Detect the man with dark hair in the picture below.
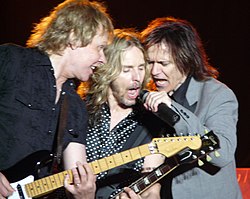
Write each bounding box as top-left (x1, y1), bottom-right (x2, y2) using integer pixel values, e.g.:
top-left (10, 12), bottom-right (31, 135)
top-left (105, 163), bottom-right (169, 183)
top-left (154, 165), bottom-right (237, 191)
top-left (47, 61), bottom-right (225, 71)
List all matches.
top-left (0, 0), bottom-right (113, 198)
top-left (136, 17), bottom-right (242, 199)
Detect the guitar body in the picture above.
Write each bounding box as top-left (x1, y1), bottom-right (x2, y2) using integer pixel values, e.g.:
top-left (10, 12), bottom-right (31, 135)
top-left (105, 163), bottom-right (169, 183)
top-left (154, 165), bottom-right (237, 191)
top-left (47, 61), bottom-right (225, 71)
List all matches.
top-left (2, 150), bottom-right (53, 183)
top-left (2, 150), bottom-right (53, 199)
top-left (9, 176), bottom-right (34, 199)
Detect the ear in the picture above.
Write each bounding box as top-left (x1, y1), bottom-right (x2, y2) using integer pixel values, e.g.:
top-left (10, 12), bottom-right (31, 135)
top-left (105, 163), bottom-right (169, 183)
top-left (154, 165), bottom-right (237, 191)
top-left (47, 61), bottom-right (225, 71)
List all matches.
top-left (68, 31), bottom-right (78, 50)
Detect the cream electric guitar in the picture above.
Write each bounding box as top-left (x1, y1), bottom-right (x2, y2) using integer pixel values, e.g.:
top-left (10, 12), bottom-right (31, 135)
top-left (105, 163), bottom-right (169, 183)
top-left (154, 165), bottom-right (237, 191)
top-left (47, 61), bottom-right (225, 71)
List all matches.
top-left (3, 136), bottom-right (201, 199)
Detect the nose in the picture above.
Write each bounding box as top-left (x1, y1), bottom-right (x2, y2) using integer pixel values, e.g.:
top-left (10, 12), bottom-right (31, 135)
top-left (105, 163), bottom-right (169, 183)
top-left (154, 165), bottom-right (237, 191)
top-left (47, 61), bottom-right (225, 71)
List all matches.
top-left (98, 50), bottom-right (107, 64)
top-left (151, 62), bottom-right (161, 76)
top-left (132, 69), bottom-right (141, 82)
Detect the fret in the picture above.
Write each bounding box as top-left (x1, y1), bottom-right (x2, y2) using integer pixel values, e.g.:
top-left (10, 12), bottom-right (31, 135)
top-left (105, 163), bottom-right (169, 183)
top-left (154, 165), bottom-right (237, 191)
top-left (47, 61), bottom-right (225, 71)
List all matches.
top-left (33, 181), bottom-right (39, 196)
top-left (105, 155), bottom-right (116, 168)
top-left (97, 157), bottom-right (109, 171)
top-left (90, 160), bottom-right (102, 173)
top-left (43, 176), bottom-right (52, 190)
top-left (130, 147), bottom-right (143, 160)
top-left (139, 144), bottom-right (152, 157)
top-left (25, 183), bottom-right (32, 197)
top-left (112, 153), bottom-right (124, 166)
top-left (146, 171), bottom-right (158, 183)
top-left (136, 178), bottom-right (148, 192)
top-left (28, 183), bottom-right (35, 197)
top-left (121, 150), bottom-right (133, 163)
top-left (41, 178), bottom-right (49, 193)
top-left (50, 174), bottom-right (58, 188)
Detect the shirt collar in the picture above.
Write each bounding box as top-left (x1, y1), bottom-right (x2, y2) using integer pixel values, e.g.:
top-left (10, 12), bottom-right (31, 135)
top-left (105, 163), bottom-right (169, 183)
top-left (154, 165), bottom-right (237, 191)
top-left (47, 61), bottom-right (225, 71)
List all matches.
top-left (172, 75), bottom-right (191, 103)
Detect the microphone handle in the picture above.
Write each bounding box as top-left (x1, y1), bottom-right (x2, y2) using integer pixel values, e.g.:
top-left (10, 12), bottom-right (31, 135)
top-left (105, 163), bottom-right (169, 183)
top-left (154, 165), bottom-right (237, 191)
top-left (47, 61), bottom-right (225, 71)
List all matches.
top-left (154, 103), bottom-right (180, 126)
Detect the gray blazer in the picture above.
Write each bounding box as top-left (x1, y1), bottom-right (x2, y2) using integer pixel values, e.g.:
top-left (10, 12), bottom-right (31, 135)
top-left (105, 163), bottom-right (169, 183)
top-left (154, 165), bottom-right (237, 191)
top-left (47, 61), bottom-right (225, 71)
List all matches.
top-left (168, 77), bottom-right (242, 199)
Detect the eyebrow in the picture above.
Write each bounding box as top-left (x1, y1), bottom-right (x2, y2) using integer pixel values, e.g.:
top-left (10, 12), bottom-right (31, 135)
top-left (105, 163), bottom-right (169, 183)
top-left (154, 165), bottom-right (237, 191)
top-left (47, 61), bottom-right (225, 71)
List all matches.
top-left (148, 60), bottom-right (171, 64)
top-left (123, 63), bottom-right (146, 68)
top-left (122, 65), bottom-right (143, 70)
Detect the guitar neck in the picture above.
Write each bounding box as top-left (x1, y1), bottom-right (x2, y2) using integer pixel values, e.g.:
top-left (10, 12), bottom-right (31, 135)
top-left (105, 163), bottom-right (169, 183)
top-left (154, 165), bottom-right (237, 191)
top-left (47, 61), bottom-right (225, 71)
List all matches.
top-left (24, 135), bottom-right (201, 198)
top-left (89, 143), bottom-right (151, 174)
top-left (126, 156), bottom-right (180, 195)
top-left (25, 143), bottom-right (152, 198)
top-left (113, 131), bottom-right (219, 197)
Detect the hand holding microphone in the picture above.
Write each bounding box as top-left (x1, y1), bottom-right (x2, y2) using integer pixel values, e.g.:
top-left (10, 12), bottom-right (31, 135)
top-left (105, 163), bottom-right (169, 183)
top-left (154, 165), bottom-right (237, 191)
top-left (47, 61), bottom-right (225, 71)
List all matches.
top-left (139, 90), bottom-right (180, 126)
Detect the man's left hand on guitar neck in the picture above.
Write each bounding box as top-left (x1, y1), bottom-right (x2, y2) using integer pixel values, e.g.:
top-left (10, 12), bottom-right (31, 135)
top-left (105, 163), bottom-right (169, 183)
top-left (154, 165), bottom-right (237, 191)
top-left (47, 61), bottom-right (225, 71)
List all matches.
top-left (64, 162), bottom-right (96, 199)
top-left (116, 183), bottom-right (161, 199)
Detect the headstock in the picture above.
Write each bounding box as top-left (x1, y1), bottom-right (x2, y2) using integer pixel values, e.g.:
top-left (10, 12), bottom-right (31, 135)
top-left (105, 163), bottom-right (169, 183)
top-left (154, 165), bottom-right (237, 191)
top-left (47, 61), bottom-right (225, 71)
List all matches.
top-left (178, 131), bottom-right (220, 166)
top-left (152, 136), bottom-right (202, 157)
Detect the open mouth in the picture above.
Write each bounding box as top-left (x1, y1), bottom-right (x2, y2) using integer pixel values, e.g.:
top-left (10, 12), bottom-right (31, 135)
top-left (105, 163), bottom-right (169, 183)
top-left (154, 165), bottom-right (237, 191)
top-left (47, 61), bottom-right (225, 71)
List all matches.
top-left (128, 87), bottom-right (140, 99)
top-left (154, 78), bottom-right (168, 87)
top-left (91, 62), bottom-right (104, 71)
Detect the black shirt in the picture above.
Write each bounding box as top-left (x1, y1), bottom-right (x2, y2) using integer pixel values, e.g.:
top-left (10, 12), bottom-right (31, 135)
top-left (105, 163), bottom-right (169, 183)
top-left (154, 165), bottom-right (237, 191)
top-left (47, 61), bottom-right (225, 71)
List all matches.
top-left (172, 75), bottom-right (197, 112)
top-left (0, 44), bottom-right (87, 177)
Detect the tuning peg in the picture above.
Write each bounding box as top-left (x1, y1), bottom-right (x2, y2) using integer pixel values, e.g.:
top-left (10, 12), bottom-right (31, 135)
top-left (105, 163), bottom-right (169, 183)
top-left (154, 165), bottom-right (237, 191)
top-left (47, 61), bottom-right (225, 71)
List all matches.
top-left (198, 159), bottom-right (204, 166)
top-left (214, 151), bottom-right (220, 157)
top-left (206, 154), bottom-right (212, 162)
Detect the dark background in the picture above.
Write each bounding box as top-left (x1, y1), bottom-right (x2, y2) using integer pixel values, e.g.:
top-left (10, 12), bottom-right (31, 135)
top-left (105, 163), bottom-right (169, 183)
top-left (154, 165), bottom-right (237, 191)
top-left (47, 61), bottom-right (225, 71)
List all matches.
top-left (1, 0), bottom-right (249, 167)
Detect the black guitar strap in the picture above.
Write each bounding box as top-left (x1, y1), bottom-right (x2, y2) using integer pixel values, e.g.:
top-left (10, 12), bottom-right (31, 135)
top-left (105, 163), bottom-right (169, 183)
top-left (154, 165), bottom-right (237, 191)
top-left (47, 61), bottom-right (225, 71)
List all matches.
top-left (122, 124), bottom-right (151, 151)
top-left (52, 94), bottom-right (69, 172)
top-left (41, 94), bottom-right (70, 199)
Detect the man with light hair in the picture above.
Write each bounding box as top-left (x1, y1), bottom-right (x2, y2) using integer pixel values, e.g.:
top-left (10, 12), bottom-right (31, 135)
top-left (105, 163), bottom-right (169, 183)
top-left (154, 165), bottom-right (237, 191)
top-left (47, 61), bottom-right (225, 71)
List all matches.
top-left (0, 0), bottom-right (113, 198)
top-left (77, 28), bottom-right (161, 199)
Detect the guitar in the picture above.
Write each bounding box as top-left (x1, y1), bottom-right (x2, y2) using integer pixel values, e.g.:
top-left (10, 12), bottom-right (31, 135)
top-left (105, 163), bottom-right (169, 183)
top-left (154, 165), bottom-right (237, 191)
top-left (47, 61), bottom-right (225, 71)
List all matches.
top-left (111, 131), bottom-right (220, 198)
top-left (3, 135), bottom-right (202, 199)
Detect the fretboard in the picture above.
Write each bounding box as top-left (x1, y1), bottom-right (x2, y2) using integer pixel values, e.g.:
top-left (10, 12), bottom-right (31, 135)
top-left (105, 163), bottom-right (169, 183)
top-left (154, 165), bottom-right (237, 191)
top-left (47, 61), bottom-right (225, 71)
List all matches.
top-left (125, 156), bottom-right (179, 195)
top-left (24, 135), bottom-right (201, 198)
top-left (24, 143), bottom-right (151, 198)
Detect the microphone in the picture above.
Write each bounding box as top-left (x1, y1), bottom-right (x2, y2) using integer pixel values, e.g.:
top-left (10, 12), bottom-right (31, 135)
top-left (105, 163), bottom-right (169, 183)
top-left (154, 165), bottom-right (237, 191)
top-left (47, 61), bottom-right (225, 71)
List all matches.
top-left (139, 90), bottom-right (180, 126)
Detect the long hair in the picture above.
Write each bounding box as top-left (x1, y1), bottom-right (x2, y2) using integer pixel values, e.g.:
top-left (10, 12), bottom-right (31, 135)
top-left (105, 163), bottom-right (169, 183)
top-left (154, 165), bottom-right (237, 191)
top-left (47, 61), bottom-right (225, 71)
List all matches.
top-left (81, 28), bottom-right (148, 126)
top-left (141, 17), bottom-right (219, 81)
top-left (26, 0), bottom-right (113, 55)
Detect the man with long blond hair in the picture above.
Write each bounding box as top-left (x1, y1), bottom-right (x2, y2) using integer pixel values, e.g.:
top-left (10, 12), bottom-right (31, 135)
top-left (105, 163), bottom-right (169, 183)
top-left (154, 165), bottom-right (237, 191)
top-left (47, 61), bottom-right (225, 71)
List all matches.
top-left (78, 29), bottom-right (161, 199)
top-left (0, 0), bottom-right (113, 198)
